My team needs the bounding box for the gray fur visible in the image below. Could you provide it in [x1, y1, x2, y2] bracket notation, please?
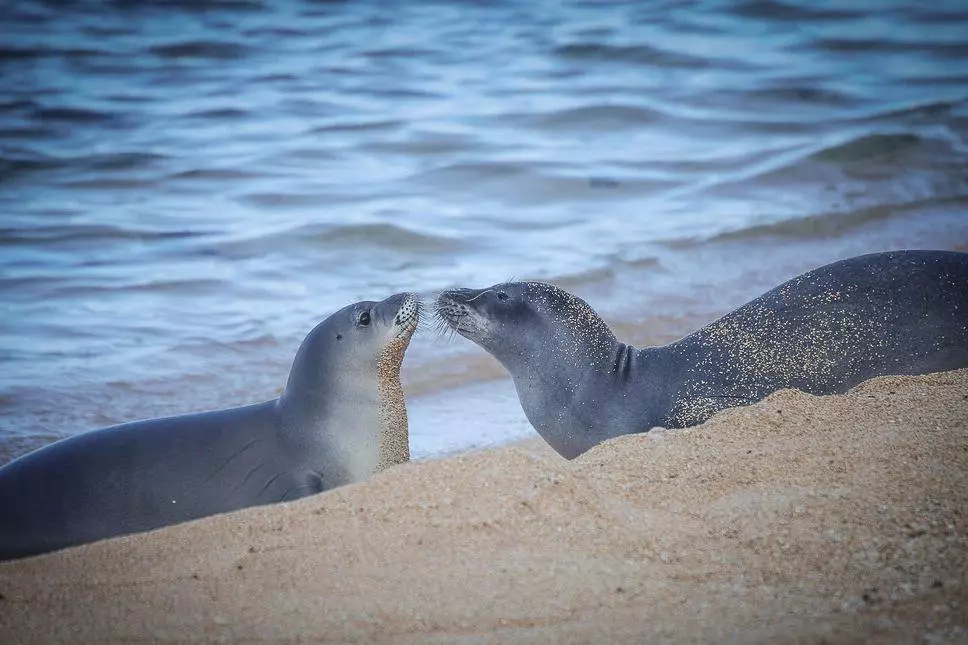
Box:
[437, 251, 968, 459]
[0, 292, 420, 561]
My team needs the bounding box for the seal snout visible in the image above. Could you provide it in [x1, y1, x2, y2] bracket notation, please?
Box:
[434, 290, 468, 328]
[434, 289, 487, 337]
[392, 293, 421, 338]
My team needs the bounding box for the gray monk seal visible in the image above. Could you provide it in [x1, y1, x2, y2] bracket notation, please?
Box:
[0, 292, 420, 561]
[436, 250, 968, 459]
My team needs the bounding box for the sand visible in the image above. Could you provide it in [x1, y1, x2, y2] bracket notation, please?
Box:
[1, 370, 967, 644]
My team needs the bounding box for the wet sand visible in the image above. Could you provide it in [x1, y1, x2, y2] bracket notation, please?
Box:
[1, 369, 966, 644]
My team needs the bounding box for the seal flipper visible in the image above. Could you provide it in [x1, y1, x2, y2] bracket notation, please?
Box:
[277, 471, 326, 503]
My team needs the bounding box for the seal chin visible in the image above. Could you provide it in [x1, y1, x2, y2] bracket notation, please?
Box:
[392, 293, 421, 339]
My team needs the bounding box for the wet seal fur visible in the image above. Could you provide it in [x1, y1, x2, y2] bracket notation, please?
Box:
[436, 250, 968, 459]
[0, 292, 420, 561]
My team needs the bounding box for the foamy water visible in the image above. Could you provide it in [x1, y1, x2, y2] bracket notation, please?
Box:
[2, 0, 968, 461]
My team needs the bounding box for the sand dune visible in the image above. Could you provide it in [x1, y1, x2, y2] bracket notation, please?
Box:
[1, 370, 966, 644]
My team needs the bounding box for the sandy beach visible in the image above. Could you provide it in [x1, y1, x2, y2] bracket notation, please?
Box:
[1, 369, 966, 644]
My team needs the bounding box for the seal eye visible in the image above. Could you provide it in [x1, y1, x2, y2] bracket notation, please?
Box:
[357, 311, 371, 327]
[497, 291, 509, 301]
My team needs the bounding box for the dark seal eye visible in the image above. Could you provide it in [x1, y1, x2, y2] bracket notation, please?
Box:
[357, 311, 371, 327]
[497, 291, 509, 301]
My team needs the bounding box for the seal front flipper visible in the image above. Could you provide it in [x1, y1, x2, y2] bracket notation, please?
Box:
[275, 471, 326, 503]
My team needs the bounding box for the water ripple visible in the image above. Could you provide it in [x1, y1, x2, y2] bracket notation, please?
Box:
[2, 0, 968, 457]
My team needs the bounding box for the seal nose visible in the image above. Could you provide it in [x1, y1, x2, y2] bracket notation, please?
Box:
[392, 293, 420, 327]
[438, 288, 479, 305]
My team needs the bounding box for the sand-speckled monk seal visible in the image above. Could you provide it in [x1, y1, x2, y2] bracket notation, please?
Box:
[436, 250, 968, 459]
[0, 292, 420, 561]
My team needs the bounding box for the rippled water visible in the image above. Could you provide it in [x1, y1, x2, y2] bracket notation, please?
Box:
[2, 0, 968, 462]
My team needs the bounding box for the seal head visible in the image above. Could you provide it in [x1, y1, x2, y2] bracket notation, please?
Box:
[278, 291, 421, 481]
[436, 282, 653, 458]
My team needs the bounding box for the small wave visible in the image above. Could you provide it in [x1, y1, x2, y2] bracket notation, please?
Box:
[62, 178, 158, 190]
[809, 133, 922, 163]
[731, 0, 861, 21]
[551, 266, 616, 290]
[308, 119, 406, 134]
[84, 151, 170, 171]
[182, 107, 249, 120]
[0, 46, 105, 61]
[215, 222, 461, 259]
[744, 84, 857, 107]
[238, 192, 334, 208]
[0, 225, 202, 247]
[521, 104, 665, 130]
[135, 0, 266, 10]
[0, 126, 60, 140]
[300, 223, 461, 254]
[362, 46, 442, 60]
[242, 26, 309, 38]
[32, 106, 120, 124]
[412, 161, 530, 184]
[850, 98, 959, 125]
[168, 168, 262, 181]
[813, 38, 968, 59]
[0, 149, 65, 176]
[555, 42, 712, 69]
[703, 204, 907, 244]
[149, 40, 251, 60]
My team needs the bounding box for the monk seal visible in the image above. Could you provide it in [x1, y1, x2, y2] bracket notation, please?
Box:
[0, 292, 420, 561]
[436, 250, 968, 459]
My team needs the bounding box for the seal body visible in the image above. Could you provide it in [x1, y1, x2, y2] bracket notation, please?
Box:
[0, 292, 420, 561]
[436, 250, 968, 459]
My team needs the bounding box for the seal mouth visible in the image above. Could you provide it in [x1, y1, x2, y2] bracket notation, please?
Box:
[392, 293, 421, 339]
[435, 290, 487, 338]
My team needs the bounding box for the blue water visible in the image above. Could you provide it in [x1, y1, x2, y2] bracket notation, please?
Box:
[2, 0, 968, 462]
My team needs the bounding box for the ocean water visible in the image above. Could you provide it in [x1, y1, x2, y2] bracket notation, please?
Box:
[2, 0, 968, 463]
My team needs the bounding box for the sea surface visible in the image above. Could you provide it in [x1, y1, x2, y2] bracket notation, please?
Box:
[2, 0, 968, 463]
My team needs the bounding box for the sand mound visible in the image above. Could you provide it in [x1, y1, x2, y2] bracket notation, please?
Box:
[2, 370, 966, 644]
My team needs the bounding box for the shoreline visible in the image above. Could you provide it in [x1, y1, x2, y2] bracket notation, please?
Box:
[2, 368, 966, 644]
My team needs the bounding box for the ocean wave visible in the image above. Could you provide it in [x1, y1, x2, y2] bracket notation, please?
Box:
[238, 192, 337, 208]
[0, 225, 202, 246]
[181, 107, 249, 120]
[61, 178, 158, 190]
[168, 168, 262, 181]
[85, 151, 169, 171]
[522, 104, 665, 130]
[308, 119, 406, 134]
[148, 40, 251, 60]
[299, 223, 462, 254]
[730, 0, 862, 21]
[214, 222, 462, 259]
[695, 204, 911, 245]
[31, 106, 121, 124]
[554, 42, 714, 69]
[809, 133, 923, 163]
[848, 98, 961, 125]
[0, 149, 64, 176]
[813, 38, 968, 59]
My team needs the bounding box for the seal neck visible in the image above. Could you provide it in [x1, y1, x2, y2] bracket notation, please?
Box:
[511, 341, 675, 459]
[376, 336, 410, 470]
